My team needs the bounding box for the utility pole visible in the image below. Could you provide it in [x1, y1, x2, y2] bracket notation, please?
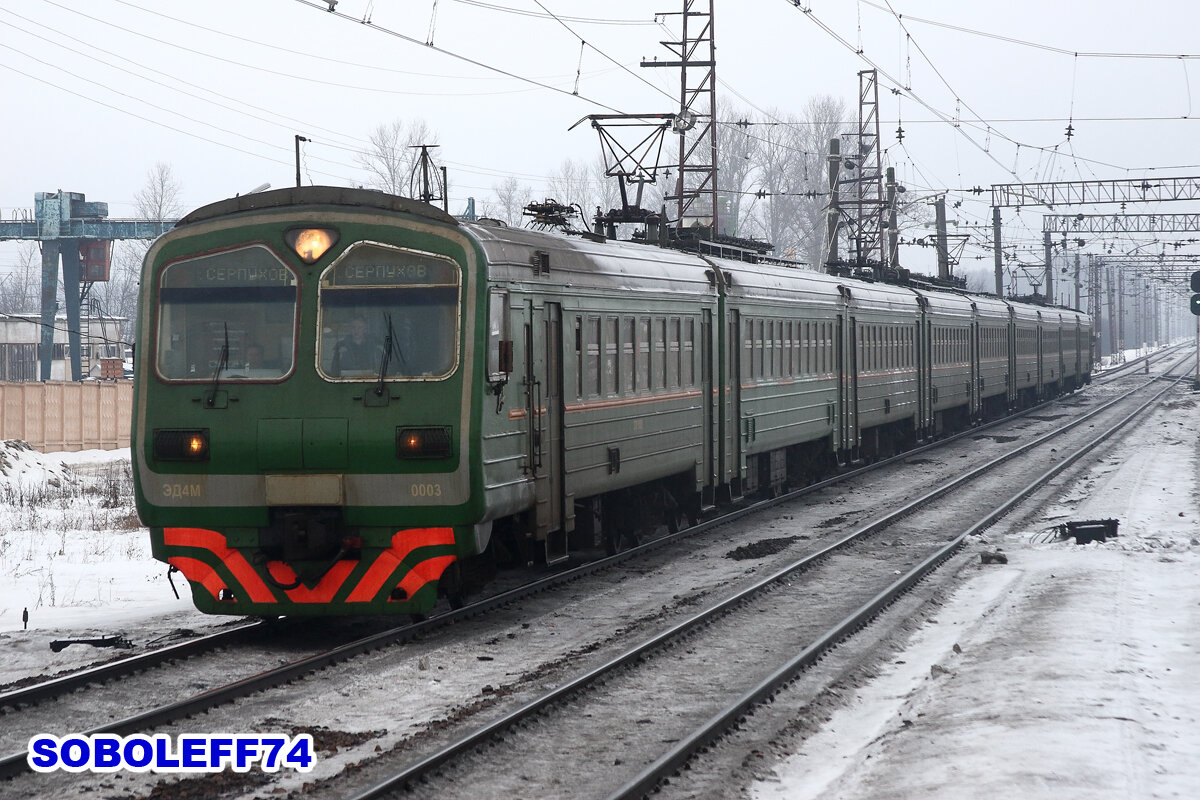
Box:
[1080, 251, 1089, 311]
[1043, 230, 1054, 303]
[885, 167, 900, 269]
[294, 135, 307, 188]
[934, 196, 950, 280]
[992, 206, 1004, 296]
[1106, 265, 1117, 360]
[1090, 255, 1102, 362]
[1117, 269, 1125, 358]
[643, 0, 718, 234]
[824, 137, 841, 270]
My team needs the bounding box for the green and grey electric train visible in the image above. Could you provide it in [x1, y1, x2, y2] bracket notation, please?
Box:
[132, 186, 1091, 617]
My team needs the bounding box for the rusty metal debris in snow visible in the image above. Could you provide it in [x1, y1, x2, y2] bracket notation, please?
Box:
[49, 635, 133, 652]
[1056, 518, 1119, 544]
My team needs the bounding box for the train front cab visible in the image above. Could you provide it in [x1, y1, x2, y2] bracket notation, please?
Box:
[132, 190, 488, 616]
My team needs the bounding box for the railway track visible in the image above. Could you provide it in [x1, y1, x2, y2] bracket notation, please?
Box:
[0, 354, 1185, 794]
[322, 351, 1191, 799]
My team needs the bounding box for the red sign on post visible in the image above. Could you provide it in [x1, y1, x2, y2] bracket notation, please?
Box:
[79, 239, 112, 281]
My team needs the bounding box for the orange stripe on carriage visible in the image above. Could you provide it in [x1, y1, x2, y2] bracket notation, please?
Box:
[346, 528, 457, 603]
[167, 555, 227, 600]
[395, 555, 457, 602]
[164, 527, 275, 603]
[265, 560, 358, 603]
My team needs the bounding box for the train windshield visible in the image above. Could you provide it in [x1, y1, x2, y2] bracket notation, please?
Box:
[317, 242, 460, 381]
[155, 246, 298, 381]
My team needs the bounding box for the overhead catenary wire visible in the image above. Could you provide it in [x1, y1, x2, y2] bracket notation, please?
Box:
[101, 0, 613, 84]
[859, 1, 1200, 60]
[290, 0, 627, 114]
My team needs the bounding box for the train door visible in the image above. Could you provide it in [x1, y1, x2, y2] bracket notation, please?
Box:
[913, 298, 929, 439]
[915, 319, 926, 437]
[970, 315, 980, 418]
[701, 308, 716, 501]
[1035, 315, 1045, 399]
[836, 313, 858, 458]
[1056, 325, 1064, 386]
[524, 301, 569, 564]
[1006, 312, 1016, 407]
[725, 309, 743, 498]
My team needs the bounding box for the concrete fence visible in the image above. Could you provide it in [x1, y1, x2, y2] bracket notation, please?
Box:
[0, 381, 133, 452]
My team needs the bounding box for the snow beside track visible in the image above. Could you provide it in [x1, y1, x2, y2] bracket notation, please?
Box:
[754, 384, 1199, 800]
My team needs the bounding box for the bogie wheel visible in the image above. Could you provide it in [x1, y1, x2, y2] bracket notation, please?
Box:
[604, 525, 640, 556]
[665, 506, 688, 534]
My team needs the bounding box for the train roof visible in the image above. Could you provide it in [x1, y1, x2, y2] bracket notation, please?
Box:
[716, 258, 925, 313]
[168, 188, 1093, 330]
[463, 219, 714, 295]
[174, 186, 459, 227]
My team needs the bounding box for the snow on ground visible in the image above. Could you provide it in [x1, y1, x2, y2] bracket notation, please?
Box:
[754, 385, 1200, 800]
[0, 441, 205, 685]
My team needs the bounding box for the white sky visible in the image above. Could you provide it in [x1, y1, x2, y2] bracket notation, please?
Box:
[3, 0, 1200, 283]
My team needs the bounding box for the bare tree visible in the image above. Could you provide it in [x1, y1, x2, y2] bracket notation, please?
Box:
[716, 104, 758, 239]
[134, 162, 185, 221]
[357, 119, 438, 196]
[740, 109, 808, 258]
[93, 163, 184, 339]
[0, 241, 41, 314]
[545, 158, 592, 216]
[793, 96, 849, 267]
[962, 265, 996, 293]
[542, 158, 612, 229]
[490, 176, 531, 226]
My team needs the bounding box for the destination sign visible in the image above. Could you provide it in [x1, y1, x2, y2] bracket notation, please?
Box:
[163, 246, 296, 288]
[325, 244, 457, 287]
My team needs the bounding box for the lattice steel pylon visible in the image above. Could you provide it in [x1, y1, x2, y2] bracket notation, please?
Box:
[843, 69, 887, 273]
[642, 0, 719, 235]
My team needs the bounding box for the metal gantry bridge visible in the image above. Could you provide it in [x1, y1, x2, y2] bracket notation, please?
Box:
[0, 191, 176, 380]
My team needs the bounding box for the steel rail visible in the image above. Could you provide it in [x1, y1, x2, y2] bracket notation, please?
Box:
[347, 352, 1192, 800]
[0, 622, 265, 712]
[610, 349, 1192, 799]
[1091, 342, 1187, 384]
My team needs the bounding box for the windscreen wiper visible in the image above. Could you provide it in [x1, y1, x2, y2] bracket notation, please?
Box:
[374, 313, 408, 397]
[206, 322, 229, 407]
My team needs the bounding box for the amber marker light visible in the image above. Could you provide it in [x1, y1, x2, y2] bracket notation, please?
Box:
[396, 427, 452, 459]
[285, 227, 338, 264]
[152, 429, 210, 461]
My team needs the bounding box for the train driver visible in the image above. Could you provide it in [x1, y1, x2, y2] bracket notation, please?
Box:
[331, 316, 382, 376]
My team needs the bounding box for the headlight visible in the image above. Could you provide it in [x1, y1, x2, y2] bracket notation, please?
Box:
[285, 227, 338, 263]
[153, 429, 210, 461]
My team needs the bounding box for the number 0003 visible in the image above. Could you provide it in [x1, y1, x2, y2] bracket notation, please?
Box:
[410, 483, 443, 497]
